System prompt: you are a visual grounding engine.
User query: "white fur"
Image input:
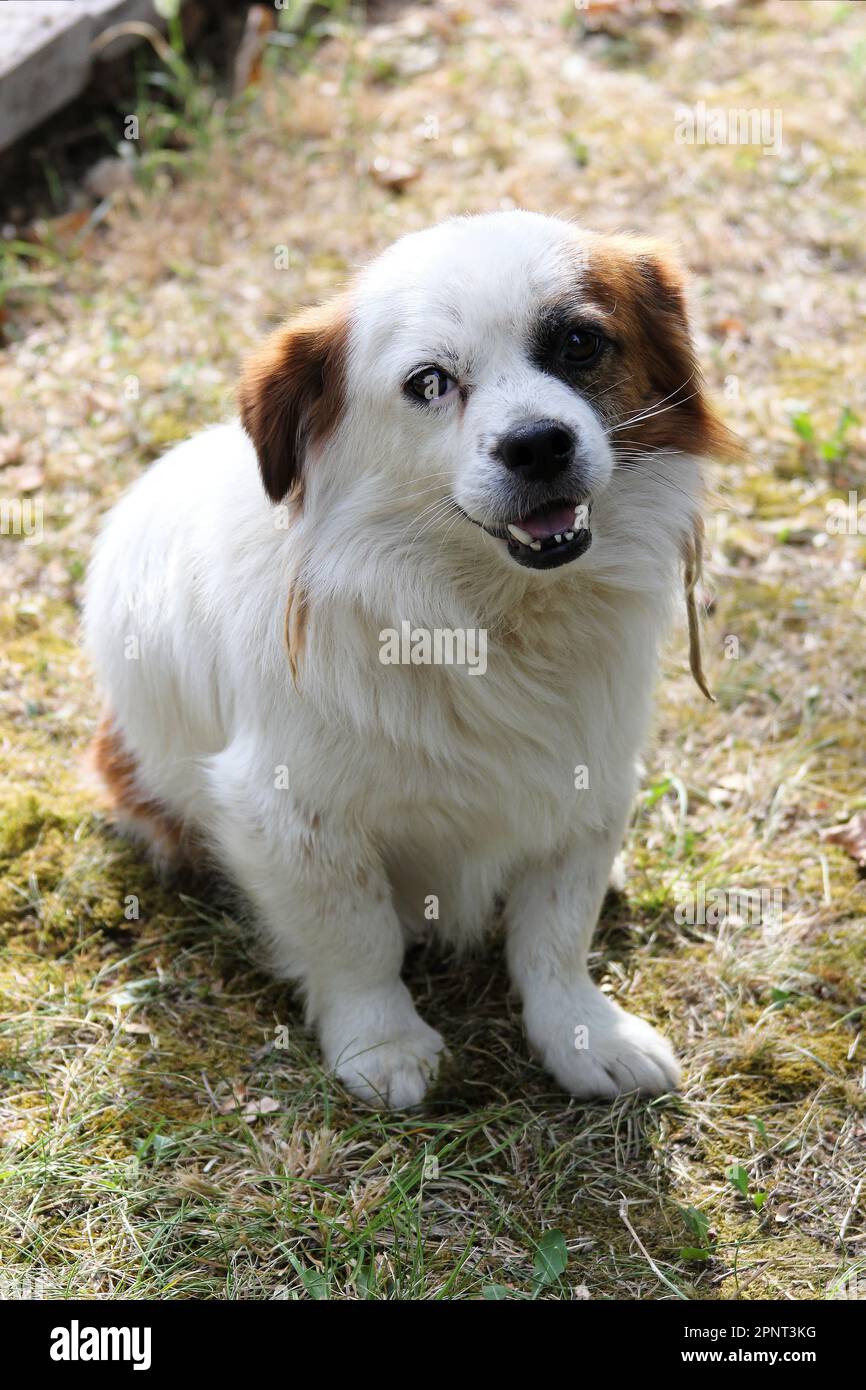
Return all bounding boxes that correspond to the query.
[85,212,702,1106]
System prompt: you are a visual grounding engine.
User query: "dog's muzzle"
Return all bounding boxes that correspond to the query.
[463,497,592,570]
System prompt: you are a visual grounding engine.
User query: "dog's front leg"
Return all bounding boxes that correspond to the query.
[207,771,444,1107]
[505,827,680,1098]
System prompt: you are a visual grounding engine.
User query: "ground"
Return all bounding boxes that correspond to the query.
[0,0,865,1300]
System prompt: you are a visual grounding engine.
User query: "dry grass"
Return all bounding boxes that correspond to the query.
[0,0,865,1300]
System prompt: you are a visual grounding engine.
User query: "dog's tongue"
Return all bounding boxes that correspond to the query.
[519,502,577,540]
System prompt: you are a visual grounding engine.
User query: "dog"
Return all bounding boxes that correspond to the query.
[84,210,736,1107]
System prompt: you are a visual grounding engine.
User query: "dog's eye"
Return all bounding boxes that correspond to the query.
[404,366,458,404]
[561,329,603,366]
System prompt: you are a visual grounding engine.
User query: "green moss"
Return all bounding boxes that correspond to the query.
[142,411,196,450]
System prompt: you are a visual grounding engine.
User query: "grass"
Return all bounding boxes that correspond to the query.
[1,0,865,1300]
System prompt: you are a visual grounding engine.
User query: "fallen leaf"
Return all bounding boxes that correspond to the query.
[0,432,22,468]
[85,387,119,414]
[4,462,45,493]
[31,209,92,252]
[242,1096,280,1121]
[216,1082,248,1113]
[369,157,421,192]
[712,316,746,337]
[718,772,749,792]
[822,812,866,867]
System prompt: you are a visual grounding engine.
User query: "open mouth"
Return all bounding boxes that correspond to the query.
[487,499,592,570]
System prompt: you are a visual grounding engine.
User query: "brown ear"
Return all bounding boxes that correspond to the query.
[584,238,742,462]
[238,296,350,504]
[632,248,740,460]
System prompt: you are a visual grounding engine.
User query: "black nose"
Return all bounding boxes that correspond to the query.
[497,419,575,482]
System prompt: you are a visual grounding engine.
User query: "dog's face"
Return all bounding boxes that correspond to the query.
[240,212,735,578]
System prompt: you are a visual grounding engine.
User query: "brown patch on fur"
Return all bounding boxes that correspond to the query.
[579,236,742,461]
[88,714,192,866]
[238,294,351,504]
[284,577,309,688]
[681,518,715,702]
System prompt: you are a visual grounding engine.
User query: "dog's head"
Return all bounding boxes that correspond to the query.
[240,211,737,583]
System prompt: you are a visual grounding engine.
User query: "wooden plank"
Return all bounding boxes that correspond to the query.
[0,0,166,153]
[0,3,92,151]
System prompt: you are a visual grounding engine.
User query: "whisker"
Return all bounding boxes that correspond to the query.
[405,506,452,538]
[609,372,697,433]
[613,459,698,503]
[406,499,460,546]
[612,440,683,457]
[437,511,465,555]
[393,492,455,544]
[610,392,701,435]
[398,493,453,506]
[591,373,634,401]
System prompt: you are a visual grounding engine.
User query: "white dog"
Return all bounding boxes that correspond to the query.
[84,211,735,1107]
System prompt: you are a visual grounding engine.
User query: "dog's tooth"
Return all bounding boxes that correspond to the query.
[554,534,562,544]
[507,523,534,545]
[565,530,574,540]
[530,541,542,551]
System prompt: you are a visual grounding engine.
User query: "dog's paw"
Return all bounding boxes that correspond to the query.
[319,987,445,1108]
[335,1030,444,1108]
[524,983,680,1099]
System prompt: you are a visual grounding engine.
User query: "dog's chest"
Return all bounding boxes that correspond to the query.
[323,604,656,852]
